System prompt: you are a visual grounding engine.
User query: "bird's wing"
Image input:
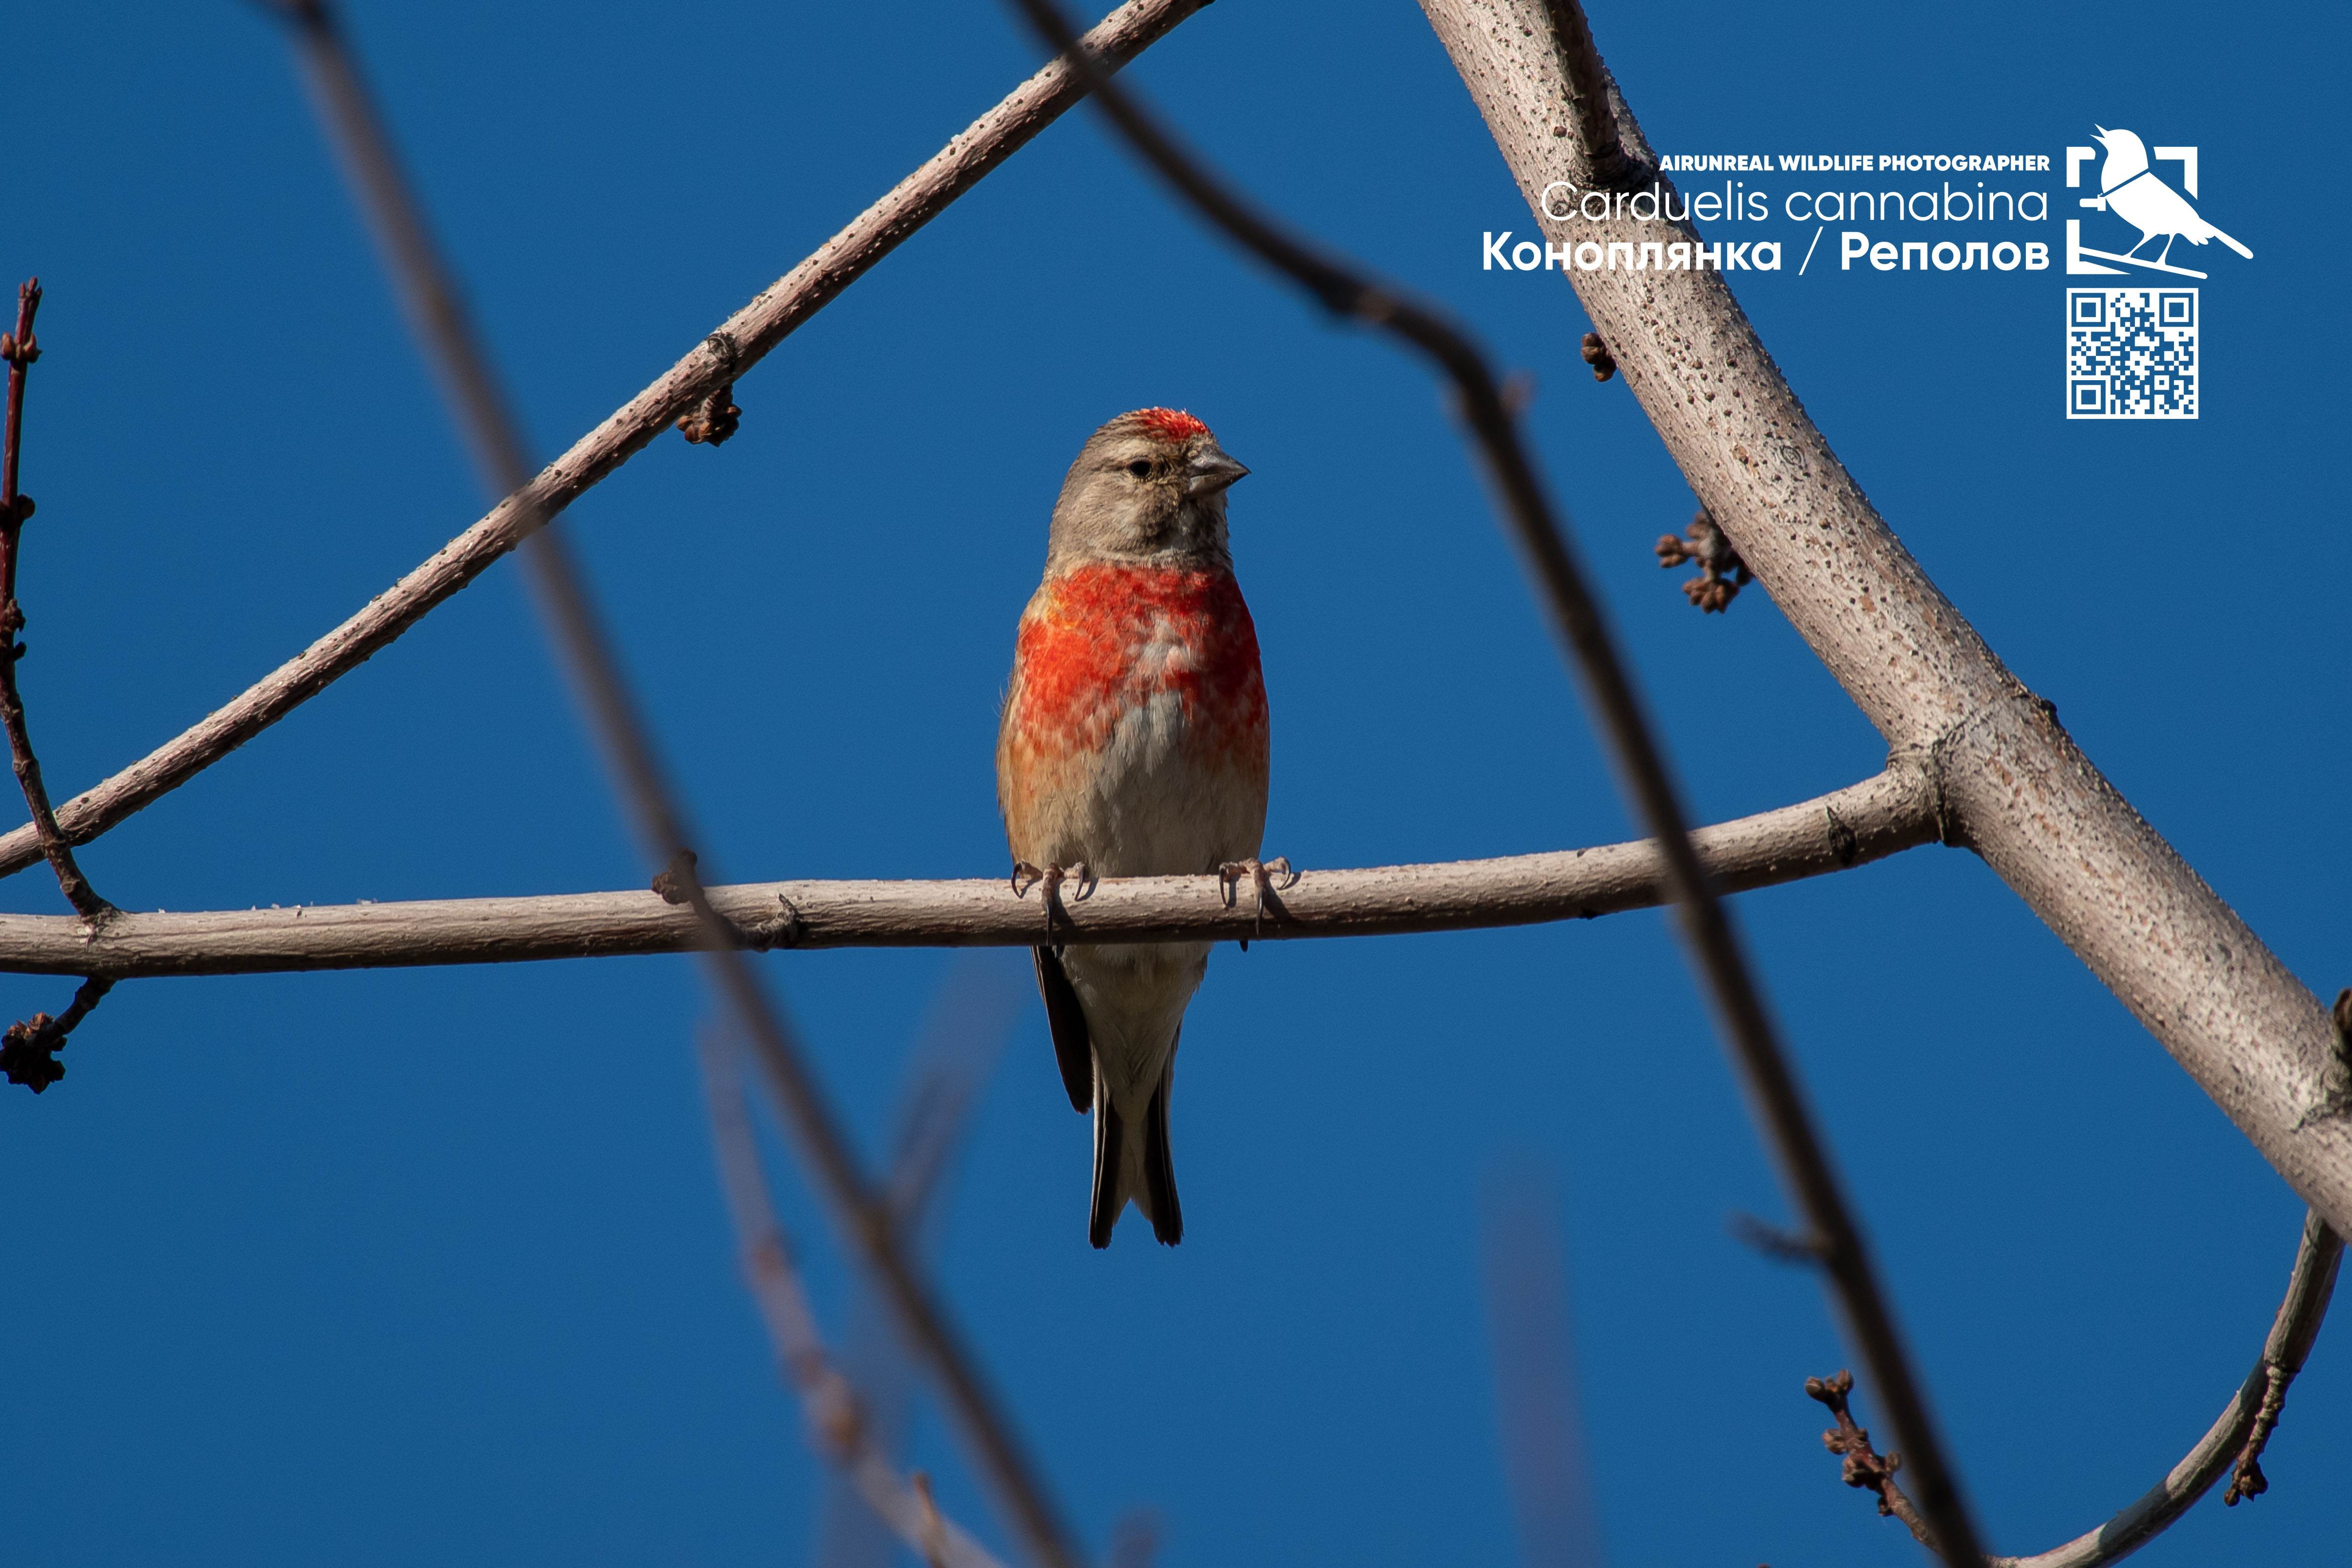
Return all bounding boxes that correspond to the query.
[1032,945,1095,1113]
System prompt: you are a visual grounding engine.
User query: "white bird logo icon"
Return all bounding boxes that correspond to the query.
[2081,127,2253,268]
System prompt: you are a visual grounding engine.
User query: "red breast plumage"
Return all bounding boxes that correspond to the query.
[999,561,1268,837]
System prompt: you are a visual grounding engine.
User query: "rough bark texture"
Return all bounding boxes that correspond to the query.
[1418,0,2352,1236]
[0,771,1931,977]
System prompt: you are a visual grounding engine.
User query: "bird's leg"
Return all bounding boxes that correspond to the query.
[1010,859,1091,928]
[1216,855,1296,939]
[2122,231,2153,259]
[2156,232,2177,267]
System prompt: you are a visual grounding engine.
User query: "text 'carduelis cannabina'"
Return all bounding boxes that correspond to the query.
[997,408,1278,1248]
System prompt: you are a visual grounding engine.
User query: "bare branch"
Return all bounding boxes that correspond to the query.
[1806,1369,1939,1551]
[1008,0,1989,1558]
[1534,0,1627,188]
[0,0,1211,884]
[818,960,1021,1568]
[1418,0,2352,1251]
[1813,1211,2342,1568]
[1989,1210,2341,1568]
[0,769,1932,979]
[880,962,1024,1232]
[262,7,1115,1563]
[0,279,112,922]
[698,1029,1012,1568]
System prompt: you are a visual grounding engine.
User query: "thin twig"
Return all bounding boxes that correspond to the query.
[1988,1210,2341,1568]
[818,959,1020,1568]
[1005,0,1988,1560]
[1728,1211,1829,1265]
[0,0,1210,885]
[879,961,1024,1232]
[1811,1212,2343,1568]
[2221,1368,2288,1507]
[0,768,1936,978]
[0,279,112,923]
[1806,1369,1938,1550]
[697,1028,1010,1568]
[0,975,114,1093]
[262,8,1088,1564]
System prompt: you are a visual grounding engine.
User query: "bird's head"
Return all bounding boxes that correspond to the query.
[1046,408,1250,568]
[2092,127,2150,178]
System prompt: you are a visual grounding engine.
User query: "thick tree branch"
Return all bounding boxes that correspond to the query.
[0,280,112,923]
[1418,0,2352,1271]
[0,769,1931,979]
[0,0,1210,884]
[1535,0,1627,189]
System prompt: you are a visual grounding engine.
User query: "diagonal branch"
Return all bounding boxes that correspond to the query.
[1534,0,1627,189]
[1805,1368,1937,1549]
[1416,0,2352,1253]
[0,279,112,923]
[0,0,1211,884]
[261,7,1112,1564]
[0,768,1934,979]
[698,1027,1011,1568]
[819,961,1021,1568]
[1006,0,1987,1559]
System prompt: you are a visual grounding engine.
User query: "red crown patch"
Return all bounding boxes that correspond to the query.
[1134,407,1209,442]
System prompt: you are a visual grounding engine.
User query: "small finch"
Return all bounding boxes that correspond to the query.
[997,408,1272,1248]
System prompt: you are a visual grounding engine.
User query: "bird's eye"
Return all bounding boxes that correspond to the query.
[1126,460,1153,478]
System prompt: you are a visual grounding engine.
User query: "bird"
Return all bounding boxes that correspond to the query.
[996,407,1274,1248]
[2084,127,2252,267]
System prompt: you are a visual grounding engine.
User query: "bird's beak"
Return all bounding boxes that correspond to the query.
[1186,443,1249,498]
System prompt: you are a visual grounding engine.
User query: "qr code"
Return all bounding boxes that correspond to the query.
[2066,288,2197,418]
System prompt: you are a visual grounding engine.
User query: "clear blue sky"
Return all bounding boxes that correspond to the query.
[4,3,2345,1565]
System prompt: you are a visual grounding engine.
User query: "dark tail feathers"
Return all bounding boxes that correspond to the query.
[1087,1059,1182,1248]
